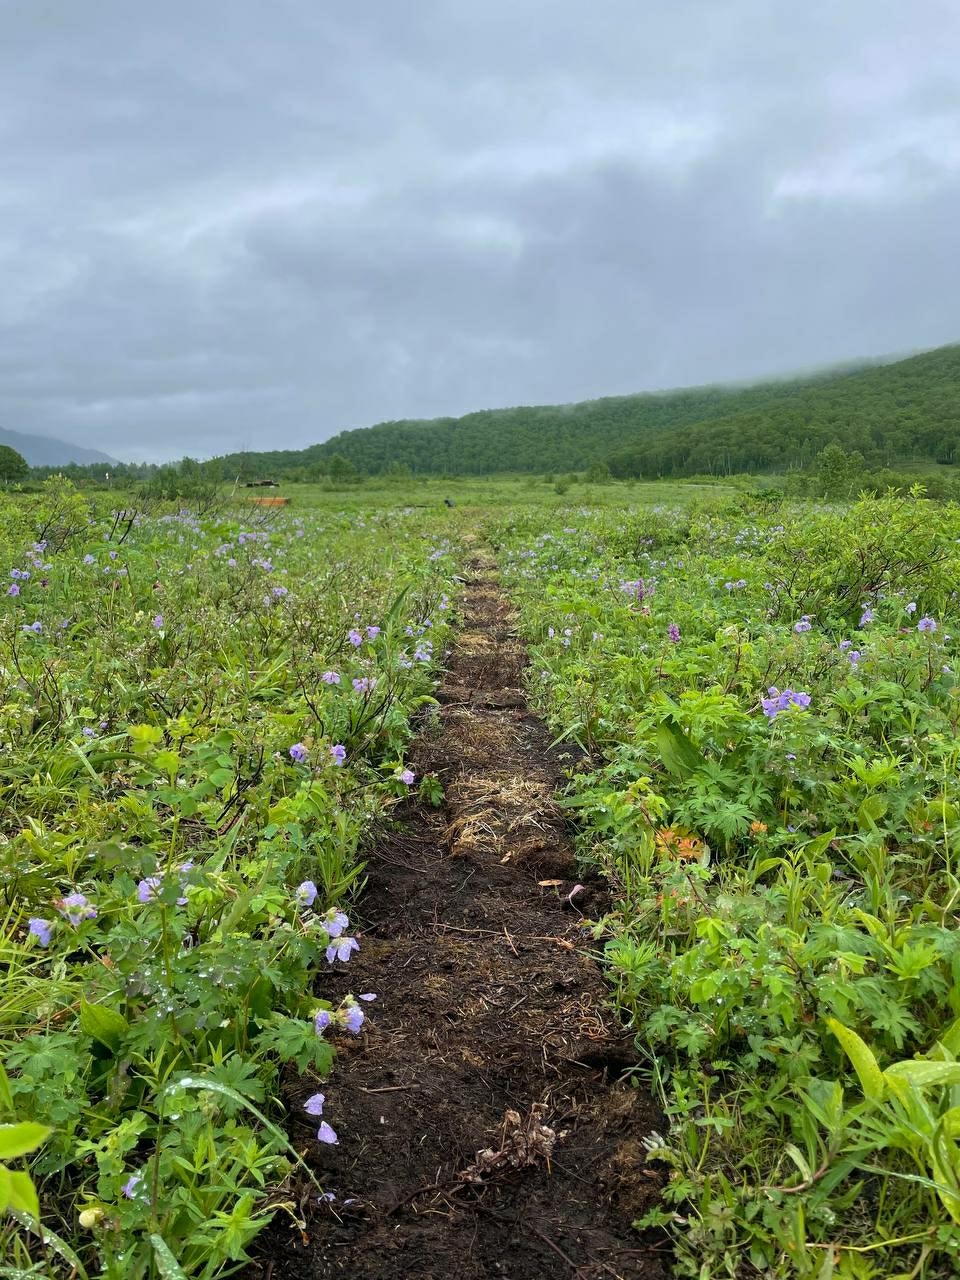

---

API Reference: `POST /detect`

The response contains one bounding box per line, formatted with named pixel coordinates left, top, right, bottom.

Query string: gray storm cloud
left=1, top=0, right=958, bottom=460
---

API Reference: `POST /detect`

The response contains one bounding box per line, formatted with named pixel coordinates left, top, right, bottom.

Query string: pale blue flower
left=341, top=1003, right=364, bottom=1034
left=28, top=918, right=52, bottom=946
left=326, top=936, right=359, bottom=964
left=324, top=909, right=349, bottom=938
left=297, top=880, right=318, bottom=907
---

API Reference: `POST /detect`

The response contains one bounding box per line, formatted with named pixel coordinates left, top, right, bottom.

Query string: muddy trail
left=252, top=552, right=667, bottom=1280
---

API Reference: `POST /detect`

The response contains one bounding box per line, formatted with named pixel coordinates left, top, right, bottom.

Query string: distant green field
left=242, top=474, right=744, bottom=512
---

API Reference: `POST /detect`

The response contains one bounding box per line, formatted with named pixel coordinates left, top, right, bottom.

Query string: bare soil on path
left=250, top=552, right=667, bottom=1280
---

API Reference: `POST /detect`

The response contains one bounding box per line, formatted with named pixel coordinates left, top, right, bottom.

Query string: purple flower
left=289, top=742, right=309, bottom=763
left=847, top=649, right=862, bottom=668
left=326, top=936, right=360, bottom=964
left=621, top=578, right=648, bottom=601
left=321, top=670, right=341, bottom=685
left=906, top=601, right=917, bottom=614
left=6, top=583, right=19, bottom=597
left=366, top=625, right=381, bottom=639
left=859, top=606, right=875, bottom=627
left=137, top=876, right=161, bottom=904
left=918, top=617, right=938, bottom=633
left=317, top=1121, right=338, bottom=1144
left=83, top=554, right=95, bottom=565
left=324, top=909, right=349, bottom=938
left=352, top=676, right=376, bottom=694
left=839, top=639, right=853, bottom=651
left=341, top=1003, right=364, bottom=1034
left=296, top=880, right=318, bottom=907
left=137, top=876, right=186, bottom=907
left=22, top=621, right=42, bottom=633
left=152, top=614, right=164, bottom=629
left=761, top=687, right=812, bottom=720
left=348, top=628, right=363, bottom=647
left=59, top=893, right=96, bottom=925
left=330, top=744, right=347, bottom=767
left=794, top=616, right=812, bottom=633
left=399, top=768, right=415, bottom=785
left=304, top=1092, right=325, bottom=1116
left=28, top=918, right=52, bottom=946
left=314, top=1009, right=332, bottom=1035
left=82, top=726, right=96, bottom=738
left=121, top=1173, right=143, bottom=1199
left=667, top=623, right=680, bottom=643
left=359, top=993, right=377, bottom=1002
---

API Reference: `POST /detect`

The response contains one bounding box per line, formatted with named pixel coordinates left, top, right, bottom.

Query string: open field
left=3, top=479, right=960, bottom=1278
left=231, top=475, right=749, bottom=512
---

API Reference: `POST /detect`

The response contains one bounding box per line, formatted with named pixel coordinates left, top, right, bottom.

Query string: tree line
left=11, top=341, right=960, bottom=486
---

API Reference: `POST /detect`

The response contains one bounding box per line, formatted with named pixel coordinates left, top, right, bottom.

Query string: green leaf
left=7, top=1207, right=89, bottom=1277
left=0, top=1123, right=51, bottom=1161
left=0, top=1062, right=14, bottom=1113
left=800, top=830, right=837, bottom=860
left=884, top=1061, right=960, bottom=1091
left=79, top=998, right=128, bottom=1051
left=129, top=724, right=164, bottom=746
left=150, top=1235, right=190, bottom=1280
left=827, top=1018, right=885, bottom=1101
left=655, top=719, right=704, bottom=777
left=783, top=1143, right=813, bottom=1182
left=6, top=1171, right=39, bottom=1219
left=940, top=1017, right=960, bottom=1057
left=154, top=750, right=180, bottom=778
left=163, top=1075, right=324, bottom=1193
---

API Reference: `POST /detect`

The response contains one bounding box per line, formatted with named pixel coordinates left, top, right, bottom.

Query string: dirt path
left=254, top=552, right=667, bottom=1280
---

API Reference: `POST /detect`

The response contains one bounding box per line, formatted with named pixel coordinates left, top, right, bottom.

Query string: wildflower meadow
left=0, top=479, right=455, bottom=1277
left=499, top=488, right=960, bottom=1277
left=5, top=474, right=960, bottom=1279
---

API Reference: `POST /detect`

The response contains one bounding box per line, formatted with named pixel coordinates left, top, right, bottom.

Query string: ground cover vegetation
left=497, top=488, right=960, bottom=1278
left=8, top=471, right=960, bottom=1280
left=0, top=479, right=457, bottom=1277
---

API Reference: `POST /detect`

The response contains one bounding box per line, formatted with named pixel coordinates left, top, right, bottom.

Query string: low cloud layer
left=2, top=1, right=959, bottom=460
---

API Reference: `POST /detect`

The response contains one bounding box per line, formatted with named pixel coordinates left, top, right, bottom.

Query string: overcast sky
left=2, top=1, right=959, bottom=461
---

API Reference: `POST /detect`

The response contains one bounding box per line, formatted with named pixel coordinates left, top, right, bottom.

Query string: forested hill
left=219, top=343, right=960, bottom=478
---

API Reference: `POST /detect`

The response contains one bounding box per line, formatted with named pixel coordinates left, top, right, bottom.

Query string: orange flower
left=655, top=827, right=703, bottom=860
left=750, top=821, right=768, bottom=835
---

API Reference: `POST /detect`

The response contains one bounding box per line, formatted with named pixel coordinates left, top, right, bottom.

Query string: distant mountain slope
left=216, top=342, right=960, bottom=478
left=0, top=426, right=113, bottom=467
